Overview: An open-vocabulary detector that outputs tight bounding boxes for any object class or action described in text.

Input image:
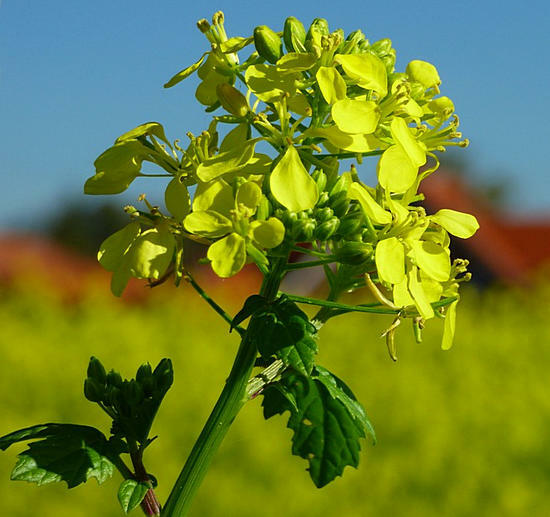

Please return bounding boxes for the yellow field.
[1,283,549,516]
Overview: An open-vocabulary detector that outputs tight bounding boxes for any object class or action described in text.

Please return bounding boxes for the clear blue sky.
[1,0,548,230]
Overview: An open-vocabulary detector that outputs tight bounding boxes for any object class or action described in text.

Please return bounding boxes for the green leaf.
[0,424,115,489]
[270,146,318,212]
[184,210,233,238]
[316,66,347,104]
[97,222,140,272]
[332,99,380,135]
[375,237,405,284]
[128,228,176,280]
[348,182,392,225]
[207,233,247,278]
[163,53,208,88]
[118,479,150,514]
[196,139,257,182]
[334,53,388,98]
[431,209,479,238]
[262,367,375,488]
[84,140,148,195]
[165,178,191,221]
[249,218,285,249]
[252,297,318,376]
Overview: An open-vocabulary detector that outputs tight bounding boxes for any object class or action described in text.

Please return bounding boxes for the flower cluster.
[85,12,478,351]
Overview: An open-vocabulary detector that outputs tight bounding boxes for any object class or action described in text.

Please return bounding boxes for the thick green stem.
[161,258,286,517]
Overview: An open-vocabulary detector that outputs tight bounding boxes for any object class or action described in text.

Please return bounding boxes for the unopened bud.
[87,356,106,383]
[253,25,282,64]
[84,378,104,403]
[335,241,373,265]
[314,217,340,241]
[283,16,306,53]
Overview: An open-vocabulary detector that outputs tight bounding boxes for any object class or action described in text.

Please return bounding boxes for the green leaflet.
[375,237,405,284]
[245,64,298,102]
[332,99,380,134]
[207,233,247,278]
[316,66,347,104]
[348,182,392,225]
[0,424,116,489]
[249,218,285,249]
[250,296,318,376]
[84,140,148,195]
[128,228,176,280]
[408,240,450,282]
[196,139,257,182]
[184,210,233,238]
[270,146,318,212]
[262,367,375,488]
[334,53,388,98]
[163,53,208,88]
[165,177,191,221]
[118,479,150,514]
[431,209,479,238]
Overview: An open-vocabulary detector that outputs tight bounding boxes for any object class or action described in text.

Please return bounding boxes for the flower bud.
[153,358,174,394]
[106,370,123,389]
[312,169,327,193]
[314,217,340,241]
[216,83,250,118]
[337,214,363,236]
[84,378,104,403]
[307,18,329,39]
[335,241,373,265]
[87,356,106,383]
[283,16,306,53]
[314,206,334,223]
[316,191,329,207]
[253,25,283,64]
[328,190,349,218]
[256,195,272,221]
[292,217,316,241]
[341,30,366,54]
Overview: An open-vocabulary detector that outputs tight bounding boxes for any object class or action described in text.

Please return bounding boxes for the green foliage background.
[1,284,549,516]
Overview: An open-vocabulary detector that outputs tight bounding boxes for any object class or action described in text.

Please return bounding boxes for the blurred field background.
[1,272,550,517]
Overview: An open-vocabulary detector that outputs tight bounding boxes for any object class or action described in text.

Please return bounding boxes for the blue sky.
[1,0,548,230]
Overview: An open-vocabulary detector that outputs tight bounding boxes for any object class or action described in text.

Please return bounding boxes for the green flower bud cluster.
[85,11,479,350]
[84,357,173,445]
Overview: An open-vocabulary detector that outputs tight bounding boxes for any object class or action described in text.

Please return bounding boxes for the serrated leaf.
[252,297,318,376]
[118,479,150,513]
[262,367,374,488]
[0,424,115,489]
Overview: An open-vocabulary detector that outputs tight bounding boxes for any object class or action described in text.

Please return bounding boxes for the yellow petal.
[375,237,405,284]
[207,233,247,278]
[431,209,480,239]
[316,66,347,104]
[332,99,380,134]
[348,182,392,225]
[390,118,426,168]
[334,53,388,98]
[377,145,417,193]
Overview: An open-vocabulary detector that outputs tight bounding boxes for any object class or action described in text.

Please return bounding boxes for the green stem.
[285,258,336,270]
[183,271,245,337]
[161,258,286,517]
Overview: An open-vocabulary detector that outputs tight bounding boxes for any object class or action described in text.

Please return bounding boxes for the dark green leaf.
[0,424,116,488]
[252,296,318,376]
[118,479,150,513]
[230,295,267,332]
[262,367,375,488]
